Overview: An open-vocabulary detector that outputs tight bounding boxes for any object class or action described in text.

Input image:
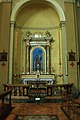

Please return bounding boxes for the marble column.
[60,21,68,83]
[26,42,30,74]
[46,40,50,74]
[22,40,26,74]
[8,21,15,84]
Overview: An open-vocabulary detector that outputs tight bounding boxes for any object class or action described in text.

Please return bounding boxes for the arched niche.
[11,0,65,21]
[9,0,67,84]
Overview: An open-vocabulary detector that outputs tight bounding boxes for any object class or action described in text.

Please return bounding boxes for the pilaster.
[60,21,68,83]
[26,40,30,74]
[46,39,50,74]
[9,21,15,84]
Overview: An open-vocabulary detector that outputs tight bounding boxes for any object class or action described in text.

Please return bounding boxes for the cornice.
[64,0,76,2]
[0,0,12,3]
[77,1,80,7]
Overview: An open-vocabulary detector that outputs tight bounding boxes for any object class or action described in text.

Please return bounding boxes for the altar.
[22,74,55,84]
[18,32,56,85]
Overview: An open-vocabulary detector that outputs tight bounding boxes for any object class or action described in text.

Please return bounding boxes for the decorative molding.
[64,0,80,7]
[0,0,12,3]
[16,25,60,30]
[77,1,80,7]
[23,31,53,46]
[59,21,66,27]
[64,0,76,2]
[11,0,65,21]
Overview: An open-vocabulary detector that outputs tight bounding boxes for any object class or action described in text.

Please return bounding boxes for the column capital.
[59,21,66,27]
[10,21,15,27]
[77,1,80,7]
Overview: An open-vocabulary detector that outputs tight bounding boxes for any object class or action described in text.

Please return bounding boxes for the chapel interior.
[0,0,80,120]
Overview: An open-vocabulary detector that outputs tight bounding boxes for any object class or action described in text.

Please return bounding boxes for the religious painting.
[68,49,75,61]
[0,50,7,61]
[33,48,43,72]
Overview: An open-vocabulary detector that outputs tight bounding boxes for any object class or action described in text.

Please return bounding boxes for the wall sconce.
[0,49,8,67]
[68,49,76,67]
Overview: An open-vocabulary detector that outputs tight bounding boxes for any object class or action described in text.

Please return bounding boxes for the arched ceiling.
[11,0,65,21]
[16,3,60,27]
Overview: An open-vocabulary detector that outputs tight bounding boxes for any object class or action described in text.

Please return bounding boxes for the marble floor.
[5,102,69,120]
